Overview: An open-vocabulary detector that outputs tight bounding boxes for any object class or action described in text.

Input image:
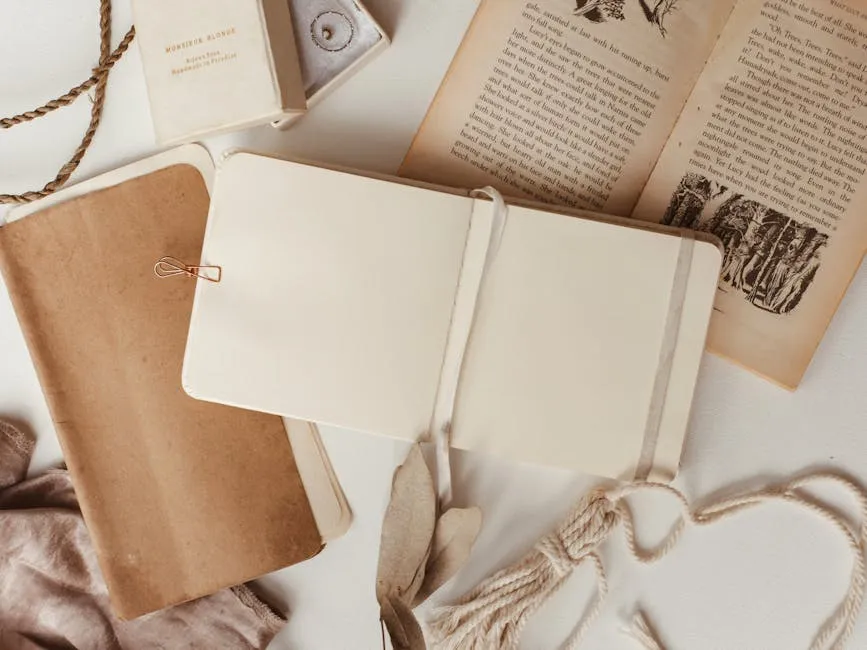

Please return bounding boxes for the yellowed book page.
[400,0,737,216]
[633,0,867,389]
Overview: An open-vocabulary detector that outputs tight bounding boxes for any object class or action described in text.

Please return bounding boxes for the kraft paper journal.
[182,153,723,482]
[0,420,288,649]
[6,146,351,545]
[0,147,332,619]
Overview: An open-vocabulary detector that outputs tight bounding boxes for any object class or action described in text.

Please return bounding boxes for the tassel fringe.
[428,474,867,650]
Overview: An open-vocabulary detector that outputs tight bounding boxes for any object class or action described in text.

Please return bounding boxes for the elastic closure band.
[634,233,695,481]
[430,187,508,507]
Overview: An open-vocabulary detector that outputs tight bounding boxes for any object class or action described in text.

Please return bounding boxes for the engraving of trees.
[573,0,681,35]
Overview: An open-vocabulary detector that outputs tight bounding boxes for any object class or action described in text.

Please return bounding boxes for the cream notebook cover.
[184,153,722,481]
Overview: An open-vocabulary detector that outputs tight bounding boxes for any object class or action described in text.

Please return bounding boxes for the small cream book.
[182,153,722,481]
[131,0,306,144]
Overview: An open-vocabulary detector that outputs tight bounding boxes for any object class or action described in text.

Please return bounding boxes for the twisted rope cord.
[0,28,134,129]
[428,490,619,650]
[428,473,867,650]
[0,0,135,205]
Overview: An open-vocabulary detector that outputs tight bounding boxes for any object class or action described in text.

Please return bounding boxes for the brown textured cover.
[0,420,287,649]
[0,164,322,619]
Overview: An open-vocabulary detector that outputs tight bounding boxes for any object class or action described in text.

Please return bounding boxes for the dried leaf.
[376,444,437,631]
[414,507,483,606]
[380,595,426,650]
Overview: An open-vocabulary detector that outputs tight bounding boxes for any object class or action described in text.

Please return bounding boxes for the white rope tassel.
[624,611,666,650]
[428,490,618,650]
[428,473,867,650]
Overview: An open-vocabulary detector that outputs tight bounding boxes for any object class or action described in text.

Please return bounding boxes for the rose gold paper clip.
[153,256,222,283]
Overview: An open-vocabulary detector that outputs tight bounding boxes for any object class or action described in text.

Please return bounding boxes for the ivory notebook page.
[185,153,471,438]
[452,204,722,478]
[183,153,722,479]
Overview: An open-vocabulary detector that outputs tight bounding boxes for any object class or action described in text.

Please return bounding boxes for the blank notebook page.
[183,154,471,439]
[452,202,722,479]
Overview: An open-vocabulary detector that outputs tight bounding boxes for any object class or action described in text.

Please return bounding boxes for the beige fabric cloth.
[0,420,286,650]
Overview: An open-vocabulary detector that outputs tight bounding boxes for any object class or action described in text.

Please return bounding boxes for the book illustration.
[573,0,680,36]
[663,172,829,315]
[402,0,867,387]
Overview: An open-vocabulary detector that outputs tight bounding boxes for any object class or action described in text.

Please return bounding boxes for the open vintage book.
[182,153,722,482]
[401,0,867,389]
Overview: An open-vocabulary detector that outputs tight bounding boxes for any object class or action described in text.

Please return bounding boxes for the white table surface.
[2,2,866,649]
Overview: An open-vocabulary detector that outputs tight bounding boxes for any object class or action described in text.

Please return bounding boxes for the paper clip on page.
[154,256,222,283]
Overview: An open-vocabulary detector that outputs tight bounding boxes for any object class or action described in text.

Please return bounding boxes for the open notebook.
[0,147,349,618]
[183,153,722,481]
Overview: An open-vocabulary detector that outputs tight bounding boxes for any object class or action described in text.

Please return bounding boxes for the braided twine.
[430,473,867,650]
[1,0,135,205]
